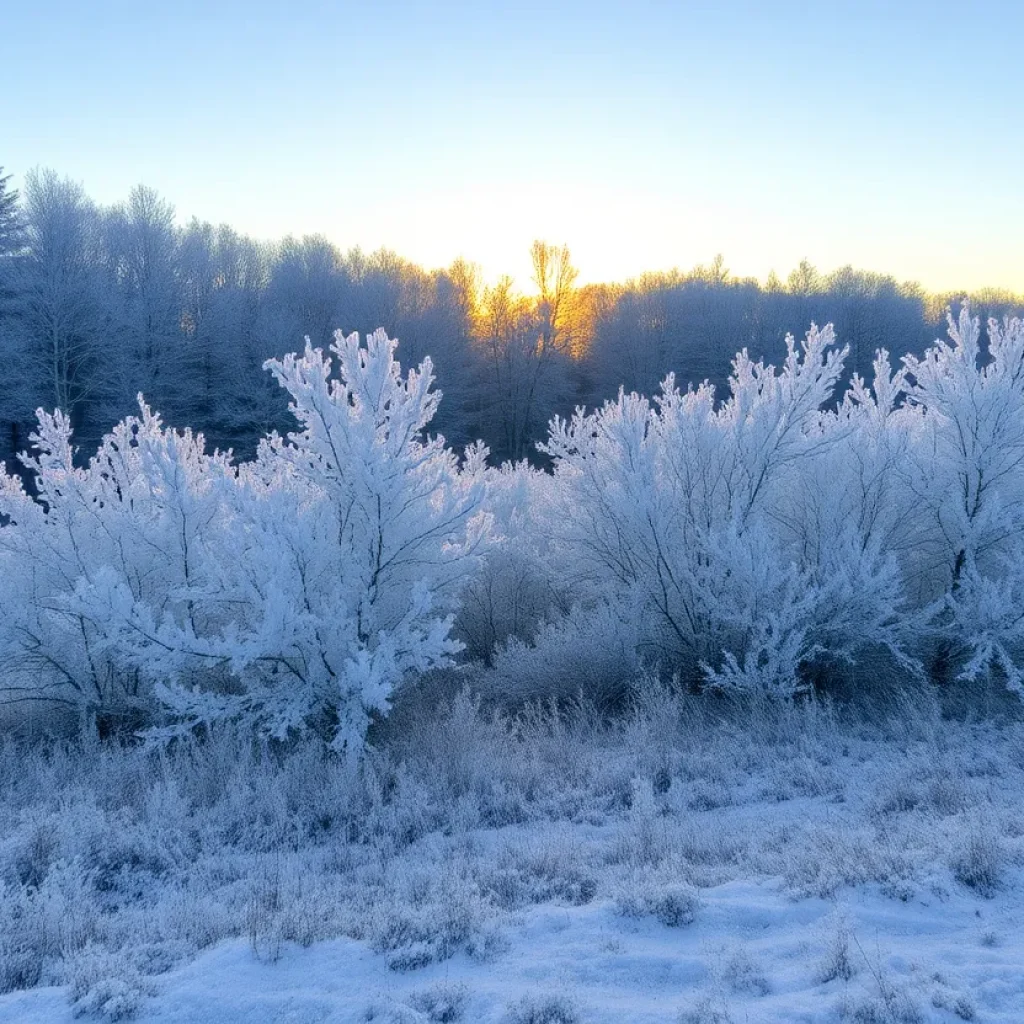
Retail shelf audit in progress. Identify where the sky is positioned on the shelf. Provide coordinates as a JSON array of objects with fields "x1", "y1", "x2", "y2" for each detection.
[{"x1": 2, "y1": 0, "x2": 1022, "y2": 291}]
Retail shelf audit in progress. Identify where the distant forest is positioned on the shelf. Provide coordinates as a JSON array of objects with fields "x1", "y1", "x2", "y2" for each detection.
[{"x1": 1, "y1": 165, "x2": 1022, "y2": 469}]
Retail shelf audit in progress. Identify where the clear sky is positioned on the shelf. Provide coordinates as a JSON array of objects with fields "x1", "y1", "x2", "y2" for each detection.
[{"x1": 2, "y1": 0, "x2": 1022, "y2": 291}]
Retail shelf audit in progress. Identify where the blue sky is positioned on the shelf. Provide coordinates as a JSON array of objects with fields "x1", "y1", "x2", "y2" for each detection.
[{"x1": 2, "y1": 0, "x2": 1022, "y2": 289}]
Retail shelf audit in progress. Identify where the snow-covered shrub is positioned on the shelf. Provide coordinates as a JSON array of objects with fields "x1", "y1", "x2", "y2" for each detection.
[
  {"x1": 538, "y1": 325, "x2": 911, "y2": 694},
  {"x1": 217, "y1": 329, "x2": 490, "y2": 749},
  {"x1": 613, "y1": 877, "x2": 700, "y2": 927},
  {"x1": 0, "y1": 882, "x2": 46, "y2": 993},
  {"x1": 362, "y1": 1002, "x2": 426, "y2": 1024},
  {"x1": 485, "y1": 832, "x2": 597, "y2": 909},
  {"x1": 365, "y1": 865, "x2": 494, "y2": 971},
  {"x1": 815, "y1": 911, "x2": 856, "y2": 984},
  {"x1": 407, "y1": 983, "x2": 469, "y2": 1023},
  {"x1": 487, "y1": 598, "x2": 641, "y2": 709},
  {"x1": 366, "y1": 687, "x2": 539, "y2": 833},
  {"x1": 504, "y1": 993, "x2": 582, "y2": 1024},
  {"x1": 245, "y1": 855, "x2": 284, "y2": 963},
  {"x1": 903, "y1": 309, "x2": 1024, "y2": 692},
  {"x1": 720, "y1": 947, "x2": 771, "y2": 996},
  {"x1": 526, "y1": 306, "x2": 1024, "y2": 704},
  {"x1": 781, "y1": 822, "x2": 914, "y2": 900},
  {"x1": 0, "y1": 404, "x2": 237, "y2": 728},
  {"x1": 950, "y1": 818, "x2": 1006, "y2": 896},
  {"x1": 837, "y1": 975, "x2": 923, "y2": 1024},
  {"x1": 0, "y1": 330, "x2": 490, "y2": 754},
  {"x1": 455, "y1": 459, "x2": 566, "y2": 664},
  {"x1": 930, "y1": 977, "x2": 977, "y2": 1021},
  {"x1": 68, "y1": 944, "x2": 153, "y2": 1021},
  {"x1": 455, "y1": 547, "x2": 566, "y2": 664},
  {"x1": 678, "y1": 998, "x2": 735, "y2": 1024},
  {"x1": 774, "y1": 349, "x2": 926, "y2": 691},
  {"x1": 611, "y1": 777, "x2": 666, "y2": 868}
]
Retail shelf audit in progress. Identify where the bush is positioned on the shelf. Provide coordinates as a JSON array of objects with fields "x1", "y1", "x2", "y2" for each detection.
[
  {"x1": 951, "y1": 822, "x2": 1006, "y2": 896},
  {"x1": 487, "y1": 599, "x2": 641, "y2": 710},
  {"x1": 408, "y1": 983, "x2": 469, "y2": 1023},
  {"x1": 0, "y1": 330, "x2": 490, "y2": 756},
  {"x1": 613, "y1": 878, "x2": 700, "y2": 927},
  {"x1": 504, "y1": 993, "x2": 582, "y2": 1024},
  {"x1": 68, "y1": 945, "x2": 153, "y2": 1021}
]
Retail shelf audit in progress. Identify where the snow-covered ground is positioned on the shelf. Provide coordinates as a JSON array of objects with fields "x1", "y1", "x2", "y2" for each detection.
[
  {"x1": 5, "y1": 876, "x2": 1023, "y2": 1023},
  {"x1": 3, "y1": 874, "x2": 1022, "y2": 1024},
  {"x1": 1, "y1": 687, "x2": 1022, "y2": 1022}
]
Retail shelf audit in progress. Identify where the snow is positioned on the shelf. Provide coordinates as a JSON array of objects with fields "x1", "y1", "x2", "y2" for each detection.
[
  {"x1": 3, "y1": 873, "x2": 1022, "y2": 1023},
  {"x1": 1, "y1": 686, "x2": 1021, "y2": 1022}
]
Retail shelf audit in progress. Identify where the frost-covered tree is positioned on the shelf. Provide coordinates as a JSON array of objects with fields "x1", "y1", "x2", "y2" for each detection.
[
  {"x1": 7, "y1": 288, "x2": 1024, "y2": 735},
  {"x1": 186, "y1": 328, "x2": 491, "y2": 750},
  {"x1": 0, "y1": 401, "x2": 236, "y2": 727},
  {"x1": 99, "y1": 186, "x2": 184, "y2": 419},
  {"x1": 903, "y1": 308, "x2": 1024, "y2": 692},
  {"x1": 177, "y1": 220, "x2": 278, "y2": 452},
  {"x1": 539, "y1": 325, "x2": 911, "y2": 693},
  {"x1": 7, "y1": 169, "x2": 105, "y2": 431},
  {"x1": 0, "y1": 329, "x2": 490, "y2": 752},
  {"x1": 0, "y1": 168, "x2": 23, "y2": 462}
]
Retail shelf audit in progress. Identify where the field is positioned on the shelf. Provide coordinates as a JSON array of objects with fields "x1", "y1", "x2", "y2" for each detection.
[{"x1": 1, "y1": 684, "x2": 1022, "y2": 1023}]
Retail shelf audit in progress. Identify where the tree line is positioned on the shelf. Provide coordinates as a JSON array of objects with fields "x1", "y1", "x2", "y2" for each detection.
[{"x1": 0, "y1": 165, "x2": 1022, "y2": 474}]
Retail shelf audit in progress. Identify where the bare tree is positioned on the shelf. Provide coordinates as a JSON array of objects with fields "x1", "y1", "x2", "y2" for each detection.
[
  {"x1": 531, "y1": 240, "x2": 579, "y2": 356},
  {"x1": 473, "y1": 242, "x2": 580, "y2": 462},
  {"x1": 0, "y1": 168, "x2": 25, "y2": 465},
  {"x1": 12, "y1": 169, "x2": 105, "y2": 430},
  {"x1": 100, "y1": 185, "x2": 184, "y2": 420}
]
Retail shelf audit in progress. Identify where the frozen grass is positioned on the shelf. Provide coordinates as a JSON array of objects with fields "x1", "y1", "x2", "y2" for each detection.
[
  {"x1": 0, "y1": 682, "x2": 1022, "y2": 1021},
  {"x1": 503, "y1": 993, "x2": 583, "y2": 1024}
]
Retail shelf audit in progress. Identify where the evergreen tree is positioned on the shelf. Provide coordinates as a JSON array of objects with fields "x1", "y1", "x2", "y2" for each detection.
[{"x1": 0, "y1": 167, "x2": 20, "y2": 258}]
